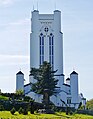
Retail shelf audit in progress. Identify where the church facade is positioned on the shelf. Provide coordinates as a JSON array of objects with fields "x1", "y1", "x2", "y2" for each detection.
[{"x1": 16, "y1": 10, "x2": 86, "y2": 109}]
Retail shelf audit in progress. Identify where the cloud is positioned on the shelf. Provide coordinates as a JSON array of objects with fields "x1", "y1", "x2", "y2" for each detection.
[
  {"x1": 0, "y1": 18, "x2": 30, "y2": 29},
  {"x1": 0, "y1": 0, "x2": 13, "y2": 5},
  {"x1": 9, "y1": 18, "x2": 30, "y2": 26},
  {"x1": 0, "y1": 54, "x2": 30, "y2": 65}
]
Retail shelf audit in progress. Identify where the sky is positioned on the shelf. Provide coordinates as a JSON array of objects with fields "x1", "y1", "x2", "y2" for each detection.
[{"x1": 0, "y1": 0, "x2": 93, "y2": 100}]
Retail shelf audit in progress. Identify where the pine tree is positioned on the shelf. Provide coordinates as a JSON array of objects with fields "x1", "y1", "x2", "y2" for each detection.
[{"x1": 30, "y1": 61, "x2": 59, "y2": 106}]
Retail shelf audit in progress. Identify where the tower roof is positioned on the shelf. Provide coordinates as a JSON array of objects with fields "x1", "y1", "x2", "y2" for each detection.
[
  {"x1": 54, "y1": 10, "x2": 61, "y2": 12},
  {"x1": 66, "y1": 78, "x2": 70, "y2": 81},
  {"x1": 70, "y1": 71, "x2": 78, "y2": 75},
  {"x1": 16, "y1": 71, "x2": 24, "y2": 75}
]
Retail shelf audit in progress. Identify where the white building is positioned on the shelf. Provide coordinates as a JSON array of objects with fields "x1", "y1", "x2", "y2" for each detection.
[{"x1": 16, "y1": 10, "x2": 86, "y2": 109}]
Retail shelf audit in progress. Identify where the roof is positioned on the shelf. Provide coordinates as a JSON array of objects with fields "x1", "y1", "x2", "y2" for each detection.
[
  {"x1": 16, "y1": 71, "x2": 24, "y2": 75},
  {"x1": 33, "y1": 10, "x2": 39, "y2": 12},
  {"x1": 29, "y1": 73, "x2": 33, "y2": 76},
  {"x1": 63, "y1": 83, "x2": 70, "y2": 87},
  {"x1": 54, "y1": 74, "x2": 65, "y2": 76},
  {"x1": 66, "y1": 78, "x2": 70, "y2": 81},
  {"x1": 70, "y1": 71, "x2": 78, "y2": 75},
  {"x1": 54, "y1": 10, "x2": 61, "y2": 12},
  {"x1": 24, "y1": 83, "x2": 31, "y2": 87}
]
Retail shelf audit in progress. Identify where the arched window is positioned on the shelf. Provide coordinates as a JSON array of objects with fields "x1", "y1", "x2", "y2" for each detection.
[
  {"x1": 49, "y1": 33, "x2": 54, "y2": 69},
  {"x1": 39, "y1": 33, "x2": 44, "y2": 65}
]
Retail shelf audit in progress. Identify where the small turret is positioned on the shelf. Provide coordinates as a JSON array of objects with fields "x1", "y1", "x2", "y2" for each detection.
[
  {"x1": 16, "y1": 71, "x2": 24, "y2": 91},
  {"x1": 66, "y1": 78, "x2": 70, "y2": 85},
  {"x1": 70, "y1": 71, "x2": 79, "y2": 109}
]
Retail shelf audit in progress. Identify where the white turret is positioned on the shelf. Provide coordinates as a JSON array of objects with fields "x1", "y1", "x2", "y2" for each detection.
[
  {"x1": 53, "y1": 10, "x2": 63, "y2": 75},
  {"x1": 57, "y1": 74, "x2": 64, "y2": 89},
  {"x1": 70, "y1": 71, "x2": 79, "y2": 108},
  {"x1": 30, "y1": 10, "x2": 39, "y2": 69},
  {"x1": 16, "y1": 71, "x2": 24, "y2": 91},
  {"x1": 66, "y1": 78, "x2": 70, "y2": 85}
]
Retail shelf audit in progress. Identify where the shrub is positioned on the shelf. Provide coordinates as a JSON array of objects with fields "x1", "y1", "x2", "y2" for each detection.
[
  {"x1": 24, "y1": 96, "x2": 31, "y2": 102},
  {"x1": 18, "y1": 107, "x2": 24, "y2": 114},
  {"x1": 0, "y1": 104, "x2": 4, "y2": 111},
  {"x1": 10, "y1": 107, "x2": 16, "y2": 115},
  {"x1": 22, "y1": 108, "x2": 28, "y2": 115}
]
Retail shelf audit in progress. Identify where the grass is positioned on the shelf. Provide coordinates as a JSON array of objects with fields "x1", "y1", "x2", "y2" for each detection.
[{"x1": 0, "y1": 111, "x2": 93, "y2": 119}]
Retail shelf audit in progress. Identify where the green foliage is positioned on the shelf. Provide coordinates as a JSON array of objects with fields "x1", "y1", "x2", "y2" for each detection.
[
  {"x1": 28, "y1": 102, "x2": 34, "y2": 114},
  {"x1": 0, "y1": 95, "x2": 9, "y2": 100},
  {"x1": 16, "y1": 89, "x2": 24, "y2": 96},
  {"x1": 18, "y1": 107, "x2": 24, "y2": 114},
  {"x1": 10, "y1": 107, "x2": 16, "y2": 115},
  {"x1": 16, "y1": 90, "x2": 24, "y2": 100},
  {"x1": 22, "y1": 108, "x2": 28, "y2": 115},
  {"x1": 86, "y1": 99, "x2": 93, "y2": 110},
  {"x1": 18, "y1": 107, "x2": 28, "y2": 115},
  {"x1": 0, "y1": 104, "x2": 4, "y2": 111},
  {"x1": 30, "y1": 61, "x2": 59, "y2": 104},
  {"x1": 24, "y1": 96, "x2": 33, "y2": 102}
]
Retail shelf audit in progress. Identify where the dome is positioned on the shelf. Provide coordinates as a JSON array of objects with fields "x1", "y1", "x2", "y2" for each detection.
[
  {"x1": 70, "y1": 71, "x2": 78, "y2": 75},
  {"x1": 16, "y1": 71, "x2": 24, "y2": 75}
]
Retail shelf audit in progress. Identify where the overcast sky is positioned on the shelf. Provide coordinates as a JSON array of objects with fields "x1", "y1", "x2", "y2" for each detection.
[{"x1": 0, "y1": 0, "x2": 93, "y2": 100}]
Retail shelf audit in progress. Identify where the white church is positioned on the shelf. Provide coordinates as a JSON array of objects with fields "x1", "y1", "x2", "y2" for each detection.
[{"x1": 16, "y1": 10, "x2": 86, "y2": 109}]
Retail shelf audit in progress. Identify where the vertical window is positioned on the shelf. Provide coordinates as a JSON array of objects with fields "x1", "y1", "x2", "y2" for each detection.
[
  {"x1": 49, "y1": 33, "x2": 54, "y2": 69},
  {"x1": 42, "y1": 37, "x2": 44, "y2": 45},
  {"x1": 40, "y1": 37, "x2": 41, "y2": 45},
  {"x1": 67, "y1": 98, "x2": 71, "y2": 104},
  {"x1": 39, "y1": 33, "x2": 44, "y2": 65},
  {"x1": 42, "y1": 46, "x2": 44, "y2": 55}
]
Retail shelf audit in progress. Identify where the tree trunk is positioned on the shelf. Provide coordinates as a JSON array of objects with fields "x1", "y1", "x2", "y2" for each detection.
[{"x1": 43, "y1": 92, "x2": 50, "y2": 108}]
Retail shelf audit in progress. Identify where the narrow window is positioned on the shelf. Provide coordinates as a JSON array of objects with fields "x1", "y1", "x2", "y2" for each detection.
[
  {"x1": 49, "y1": 33, "x2": 54, "y2": 69},
  {"x1": 67, "y1": 98, "x2": 71, "y2": 104},
  {"x1": 39, "y1": 33, "x2": 44, "y2": 65}
]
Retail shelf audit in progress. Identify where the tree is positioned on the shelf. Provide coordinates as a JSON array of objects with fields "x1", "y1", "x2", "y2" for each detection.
[
  {"x1": 0, "y1": 104, "x2": 4, "y2": 111},
  {"x1": 18, "y1": 107, "x2": 24, "y2": 114},
  {"x1": 86, "y1": 99, "x2": 93, "y2": 110},
  {"x1": 16, "y1": 89, "x2": 24, "y2": 96},
  {"x1": 30, "y1": 61, "x2": 59, "y2": 106},
  {"x1": 16, "y1": 89, "x2": 24, "y2": 100},
  {"x1": 10, "y1": 107, "x2": 16, "y2": 115}
]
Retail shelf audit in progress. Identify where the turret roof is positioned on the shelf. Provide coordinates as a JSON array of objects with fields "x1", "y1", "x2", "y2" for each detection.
[
  {"x1": 54, "y1": 10, "x2": 61, "y2": 12},
  {"x1": 66, "y1": 78, "x2": 70, "y2": 81},
  {"x1": 29, "y1": 73, "x2": 33, "y2": 76},
  {"x1": 70, "y1": 71, "x2": 78, "y2": 75},
  {"x1": 16, "y1": 71, "x2": 24, "y2": 75},
  {"x1": 24, "y1": 83, "x2": 31, "y2": 87}
]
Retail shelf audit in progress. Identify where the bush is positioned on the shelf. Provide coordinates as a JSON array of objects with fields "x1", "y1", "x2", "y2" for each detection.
[
  {"x1": 22, "y1": 108, "x2": 28, "y2": 115},
  {"x1": 18, "y1": 107, "x2": 28, "y2": 115},
  {"x1": 24, "y1": 96, "x2": 32, "y2": 102},
  {"x1": 10, "y1": 107, "x2": 16, "y2": 115},
  {"x1": 18, "y1": 107, "x2": 24, "y2": 114},
  {"x1": 0, "y1": 104, "x2": 4, "y2": 111}
]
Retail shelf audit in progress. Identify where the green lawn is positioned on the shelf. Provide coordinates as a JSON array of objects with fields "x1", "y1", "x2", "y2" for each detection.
[{"x1": 0, "y1": 111, "x2": 93, "y2": 119}]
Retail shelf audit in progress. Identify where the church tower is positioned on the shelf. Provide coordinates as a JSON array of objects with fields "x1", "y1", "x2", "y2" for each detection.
[
  {"x1": 16, "y1": 10, "x2": 86, "y2": 108},
  {"x1": 30, "y1": 10, "x2": 64, "y2": 84}
]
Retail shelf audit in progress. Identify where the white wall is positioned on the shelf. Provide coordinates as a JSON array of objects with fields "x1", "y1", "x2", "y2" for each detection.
[{"x1": 16, "y1": 73, "x2": 24, "y2": 91}]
